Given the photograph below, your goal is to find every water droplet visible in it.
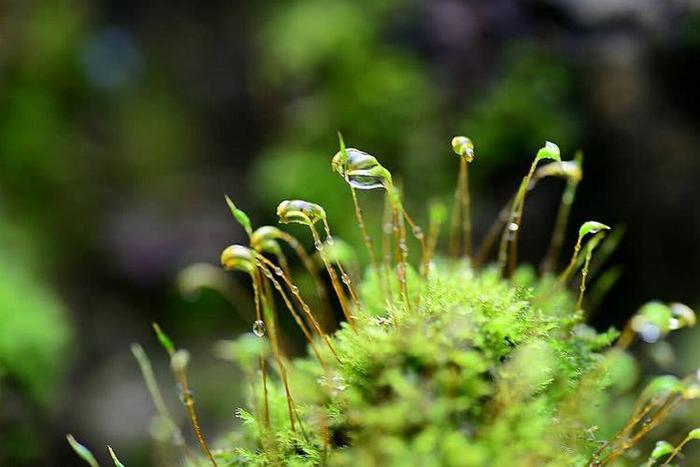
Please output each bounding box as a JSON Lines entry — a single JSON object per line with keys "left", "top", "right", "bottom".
{"left": 326, "top": 236, "right": 334, "bottom": 245}
{"left": 505, "top": 222, "right": 519, "bottom": 240}
{"left": 331, "top": 375, "right": 347, "bottom": 392}
{"left": 399, "top": 240, "right": 408, "bottom": 253}
{"left": 314, "top": 240, "right": 323, "bottom": 250}
{"left": 290, "top": 285, "right": 299, "bottom": 294}
{"left": 274, "top": 267, "right": 284, "bottom": 276}
{"left": 638, "top": 323, "right": 661, "bottom": 343}
{"left": 341, "top": 273, "right": 351, "bottom": 285}
{"left": 234, "top": 408, "right": 244, "bottom": 418}
{"left": 252, "top": 320, "right": 266, "bottom": 337}
{"left": 178, "top": 386, "right": 194, "bottom": 403}
{"left": 262, "top": 268, "right": 273, "bottom": 279}
{"left": 412, "top": 226, "right": 424, "bottom": 239}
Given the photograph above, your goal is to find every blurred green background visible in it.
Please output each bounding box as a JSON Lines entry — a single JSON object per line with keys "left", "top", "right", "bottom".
{"left": 1, "top": 0, "right": 700, "bottom": 465}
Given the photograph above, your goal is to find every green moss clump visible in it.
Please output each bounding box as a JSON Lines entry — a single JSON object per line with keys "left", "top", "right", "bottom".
{"left": 217, "top": 263, "right": 626, "bottom": 466}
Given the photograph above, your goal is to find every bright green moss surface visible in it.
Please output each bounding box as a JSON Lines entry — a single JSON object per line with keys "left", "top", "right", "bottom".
{"left": 217, "top": 262, "right": 623, "bottom": 466}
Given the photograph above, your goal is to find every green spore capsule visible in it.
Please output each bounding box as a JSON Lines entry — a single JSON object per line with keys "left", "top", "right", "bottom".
{"left": 670, "top": 302, "right": 696, "bottom": 328}
{"left": 332, "top": 147, "right": 392, "bottom": 190}
{"left": 650, "top": 440, "right": 673, "bottom": 460}
{"left": 451, "top": 135, "right": 475, "bottom": 162}
{"left": 251, "top": 226, "right": 284, "bottom": 249}
{"left": 534, "top": 159, "right": 581, "bottom": 185}
{"left": 220, "top": 245, "right": 256, "bottom": 274}
{"left": 277, "top": 199, "right": 326, "bottom": 225}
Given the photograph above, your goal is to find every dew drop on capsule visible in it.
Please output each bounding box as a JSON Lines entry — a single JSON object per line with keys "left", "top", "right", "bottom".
{"left": 252, "top": 320, "right": 266, "bottom": 337}
{"left": 639, "top": 323, "right": 660, "bottom": 343}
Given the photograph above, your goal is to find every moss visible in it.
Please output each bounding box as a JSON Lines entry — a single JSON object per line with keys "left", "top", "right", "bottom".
{"left": 213, "top": 261, "right": 632, "bottom": 466}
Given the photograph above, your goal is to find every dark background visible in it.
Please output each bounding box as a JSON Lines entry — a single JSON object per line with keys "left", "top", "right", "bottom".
{"left": 1, "top": 1, "right": 699, "bottom": 465}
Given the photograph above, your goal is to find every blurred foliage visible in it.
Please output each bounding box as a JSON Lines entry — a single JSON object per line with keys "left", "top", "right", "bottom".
{"left": 0, "top": 225, "right": 71, "bottom": 404}
{"left": 0, "top": 221, "right": 72, "bottom": 464}
{"left": 0, "top": 1, "right": 196, "bottom": 266}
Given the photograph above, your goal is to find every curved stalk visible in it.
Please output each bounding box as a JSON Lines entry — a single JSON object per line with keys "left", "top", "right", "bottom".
{"left": 278, "top": 231, "right": 334, "bottom": 325}
{"left": 250, "top": 271, "right": 271, "bottom": 429}
{"left": 258, "top": 270, "right": 297, "bottom": 432}
{"left": 474, "top": 196, "right": 514, "bottom": 268}
{"left": 256, "top": 254, "right": 337, "bottom": 362}
{"left": 309, "top": 223, "right": 356, "bottom": 329}
{"left": 540, "top": 178, "right": 579, "bottom": 275}
{"left": 321, "top": 218, "right": 363, "bottom": 315}
{"left": 350, "top": 186, "right": 386, "bottom": 300}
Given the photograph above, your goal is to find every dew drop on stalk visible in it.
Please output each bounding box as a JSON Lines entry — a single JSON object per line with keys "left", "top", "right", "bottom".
{"left": 399, "top": 240, "right": 408, "bottom": 253}
{"left": 314, "top": 239, "right": 323, "bottom": 250}
{"left": 290, "top": 285, "right": 299, "bottom": 294}
{"left": 178, "top": 386, "right": 194, "bottom": 403}
{"left": 341, "top": 273, "right": 351, "bottom": 285}
{"left": 506, "top": 222, "right": 519, "bottom": 240}
{"left": 326, "top": 235, "right": 334, "bottom": 245}
{"left": 252, "top": 320, "right": 266, "bottom": 337}
{"left": 274, "top": 267, "right": 284, "bottom": 276}
{"left": 412, "top": 226, "right": 424, "bottom": 239}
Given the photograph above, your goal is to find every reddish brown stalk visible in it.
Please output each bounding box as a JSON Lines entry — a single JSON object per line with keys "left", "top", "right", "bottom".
{"left": 256, "top": 255, "right": 339, "bottom": 361}
{"left": 279, "top": 232, "right": 334, "bottom": 327}
{"left": 449, "top": 158, "right": 467, "bottom": 257}
{"left": 258, "top": 273, "right": 296, "bottom": 432}
{"left": 256, "top": 258, "right": 329, "bottom": 366}
{"left": 461, "top": 160, "right": 473, "bottom": 258}
{"left": 309, "top": 223, "right": 356, "bottom": 329}
{"left": 474, "top": 196, "right": 514, "bottom": 269}
{"left": 173, "top": 370, "right": 217, "bottom": 466}
{"left": 350, "top": 186, "right": 386, "bottom": 301}
{"left": 250, "top": 270, "right": 271, "bottom": 429}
